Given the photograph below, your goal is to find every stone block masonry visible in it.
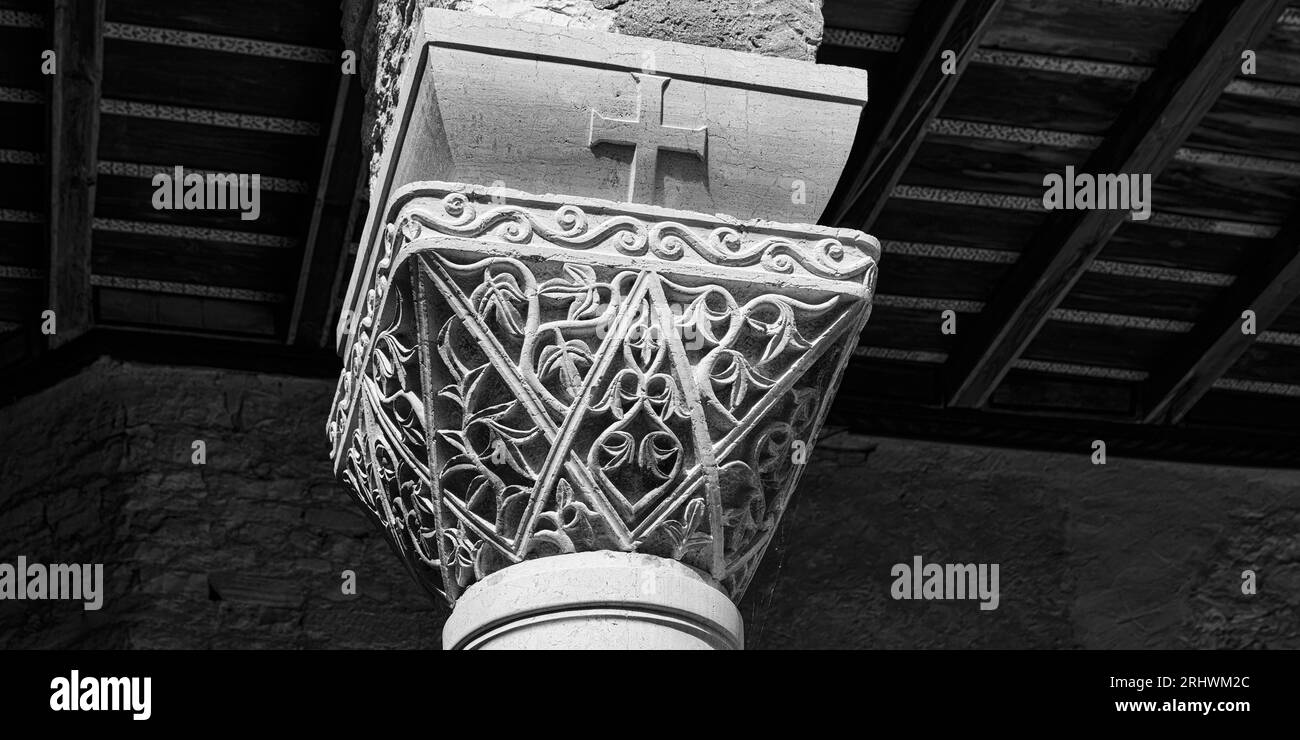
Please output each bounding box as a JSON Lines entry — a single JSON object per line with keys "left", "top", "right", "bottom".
{"left": 2, "top": 359, "right": 1295, "bottom": 648}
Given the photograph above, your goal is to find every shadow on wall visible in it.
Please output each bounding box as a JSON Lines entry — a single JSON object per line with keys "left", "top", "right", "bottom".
{"left": 1, "top": 359, "right": 1296, "bottom": 648}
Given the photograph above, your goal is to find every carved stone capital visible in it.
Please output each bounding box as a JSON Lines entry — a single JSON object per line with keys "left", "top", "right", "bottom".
{"left": 328, "top": 182, "right": 878, "bottom": 603}
{"left": 328, "top": 9, "right": 876, "bottom": 619}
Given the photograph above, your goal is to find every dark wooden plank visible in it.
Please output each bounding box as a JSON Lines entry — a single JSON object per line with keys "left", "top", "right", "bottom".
{"left": 94, "top": 174, "right": 309, "bottom": 237}
{"left": 1059, "top": 273, "right": 1227, "bottom": 324}
{"left": 105, "top": 0, "right": 341, "bottom": 48}
{"left": 1141, "top": 211, "right": 1300, "bottom": 423}
{"left": 858, "top": 304, "right": 963, "bottom": 355}
{"left": 1223, "top": 341, "right": 1300, "bottom": 385}
{"left": 0, "top": 222, "right": 43, "bottom": 268}
{"left": 874, "top": 251, "right": 1009, "bottom": 301}
{"left": 990, "top": 370, "right": 1135, "bottom": 417}
{"left": 1100, "top": 221, "right": 1258, "bottom": 275}
{"left": 944, "top": 0, "right": 1292, "bottom": 408}
{"left": 980, "top": 0, "right": 1190, "bottom": 65}
{"left": 823, "top": 0, "right": 920, "bottom": 35}
{"left": 98, "top": 116, "right": 320, "bottom": 178}
{"left": 873, "top": 198, "right": 1044, "bottom": 250}
{"left": 1151, "top": 160, "right": 1300, "bottom": 226}
{"left": 824, "top": 0, "right": 1007, "bottom": 230}
{"left": 1270, "top": 295, "right": 1300, "bottom": 333}
{"left": 95, "top": 287, "right": 279, "bottom": 337}
{"left": 104, "top": 40, "right": 335, "bottom": 120}
{"left": 942, "top": 64, "right": 1139, "bottom": 136}
{"left": 92, "top": 231, "right": 294, "bottom": 292}
{"left": 0, "top": 278, "right": 40, "bottom": 320}
{"left": 1185, "top": 389, "right": 1300, "bottom": 432}
{"left": 827, "top": 388, "right": 1300, "bottom": 469}
{"left": 317, "top": 188, "right": 367, "bottom": 347}
{"left": 47, "top": 0, "right": 104, "bottom": 349}
{"left": 841, "top": 356, "right": 944, "bottom": 405}
{"left": 288, "top": 73, "right": 365, "bottom": 346}
{"left": 816, "top": 45, "right": 896, "bottom": 76}
{"left": 903, "top": 137, "right": 1092, "bottom": 199}
{"left": 0, "top": 102, "right": 45, "bottom": 151}
{"left": 1246, "top": 24, "right": 1300, "bottom": 85}
{"left": 1188, "top": 94, "right": 1300, "bottom": 161}
{"left": 0, "top": 162, "right": 44, "bottom": 211}
{"left": 1022, "top": 321, "right": 1184, "bottom": 372}
{"left": 0, "top": 27, "right": 44, "bottom": 89}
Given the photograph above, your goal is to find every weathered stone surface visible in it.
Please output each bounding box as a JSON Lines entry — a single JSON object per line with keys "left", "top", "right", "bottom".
{"left": 342, "top": 0, "right": 825, "bottom": 197}
{"left": 613, "top": 0, "right": 822, "bottom": 61}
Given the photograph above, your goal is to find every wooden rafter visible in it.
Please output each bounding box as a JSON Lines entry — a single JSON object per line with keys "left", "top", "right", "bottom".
{"left": 46, "top": 0, "right": 104, "bottom": 349}
{"left": 823, "top": 0, "right": 1005, "bottom": 230}
{"left": 944, "top": 0, "right": 1291, "bottom": 409}
{"left": 286, "top": 71, "right": 365, "bottom": 346}
{"left": 1142, "top": 209, "right": 1300, "bottom": 424}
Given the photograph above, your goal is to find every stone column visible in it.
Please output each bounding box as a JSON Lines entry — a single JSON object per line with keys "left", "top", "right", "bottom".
{"left": 330, "top": 2, "right": 877, "bottom": 649}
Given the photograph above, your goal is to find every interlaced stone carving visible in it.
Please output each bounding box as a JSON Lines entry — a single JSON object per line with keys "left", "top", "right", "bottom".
{"left": 329, "top": 183, "right": 878, "bottom": 603}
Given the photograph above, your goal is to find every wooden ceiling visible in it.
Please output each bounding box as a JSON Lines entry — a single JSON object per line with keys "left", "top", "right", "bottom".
{"left": 2, "top": 0, "right": 1299, "bottom": 466}
{"left": 819, "top": 0, "right": 1300, "bottom": 465}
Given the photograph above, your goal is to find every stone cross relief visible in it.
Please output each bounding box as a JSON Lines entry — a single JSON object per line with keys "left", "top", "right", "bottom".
{"left": 588, "top": 73, "right": 708, "bottom": 204}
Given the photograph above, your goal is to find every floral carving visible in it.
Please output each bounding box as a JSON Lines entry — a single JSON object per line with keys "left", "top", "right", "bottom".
{"left": 330, "top": 185, "right": 877, "bottom": 604}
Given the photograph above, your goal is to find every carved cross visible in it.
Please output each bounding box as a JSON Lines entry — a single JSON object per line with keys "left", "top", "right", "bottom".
{"left": 589, "top": 73, "right": 707, "bottom": 204}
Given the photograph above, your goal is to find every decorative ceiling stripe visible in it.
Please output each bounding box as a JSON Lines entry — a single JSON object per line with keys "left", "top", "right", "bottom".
{"left": 0, "top": 86, "right": 43, "bottom": 104}
{"left": 853, "top": 346, "right": 949, "bottom": 363}
{"left": 1010, "top": 359, "right": 1150, "bottom": 381}
{"left": 930, "top": 119, "right": 1300, "bottom": 175}
{"left": 0, "top": 149, "right": 41, "bottom": 166}
{"left": 891, "top": 185, "right": 1279, "bottom": 238}
{"left": 1213, "top": 377, "right": 1300, "bottom": 397}
{"left": 822, "top": 27, "right": 1300, "bottom": 103}
{"left": 0, "top": 266, "right": 41, "bottom": 280}
{"left": 104, "top": 22, "right": 334, "bottom": 64}
{"left": 92, "top": 218, "right": 297, "bottom": 248}
{"left": 891, "top": 184, "right": 1041, "bottom": 211}
{"left": 1048, "top": 308, "right": 1195, "bottom": 332}
{"left": 970, "top": 49, "right": 1152, "bottom": 81}
{"left": 928, "top": 118, "right": 1103, "bottom": 149}
{"left": 0, "top": 321, "right": 20, "bottom": 333}
{"left": 1282, "top": 7, "right": 1300, "bottom": 28}
{"left": 1173, "top": 148, "right": 1300, "bottom": 176}
{"left": 1087, "top": 259, "right": 1235, "bottom": 286}
{"left": 874, "top": 294, "right": 985, "bottom": 312}
{"left": 0, "top": 209, "right": 42, "bottom": 223}
{"left": 97, "top": 160, "right": 309, "bottom": 194}
{"left": 0, "top": 10, "right": 42, "bottom": 28}
{"left": 1258, "top": 330, "right": 1300, "bottom": 346}
{"left": 1096, "top": 0, "right": 1198, "bottom": 11}
{"left": 820, "top": 28, "right": 903, "bottom": 52}
{"left": 90, "top": 275, "right": 286, "bottom": 303}
{"left": 1224, "top": 79, "right": 1300, "bottom": 102}
{"left": 100, "top": 99, "right": 321, "bottom": 136}
{"left": 1145, "top": 212, "right": 1279, "bottom": 238}
{"left": 881, "top": 239, "right": 1019, "bottom": 263}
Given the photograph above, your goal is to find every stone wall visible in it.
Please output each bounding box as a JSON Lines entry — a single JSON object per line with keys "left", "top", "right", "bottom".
{"left": 1, "top": 360, "right": 1294, "bottom": 648}
{"left": 0, "top": 359, "right": 440, "bottom": 649}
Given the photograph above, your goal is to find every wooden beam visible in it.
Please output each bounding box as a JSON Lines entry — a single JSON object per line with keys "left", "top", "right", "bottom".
{"left": 1142, "top": 210, "right": 1300, "bottom": 424}
{"left": 286, "top": 70, "right": 365, "bottom": 346}
{"left": 47, "top": 0, "right": 104, "bottom": 349}
{"left": 822, "top": 0, "right": 1005, "bottom": 230}
{"left": 944, "top": 0, "right": 1290, "bottom": 408}
{"left": 318, "top": 176, "right": 366, "bottom": 348}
